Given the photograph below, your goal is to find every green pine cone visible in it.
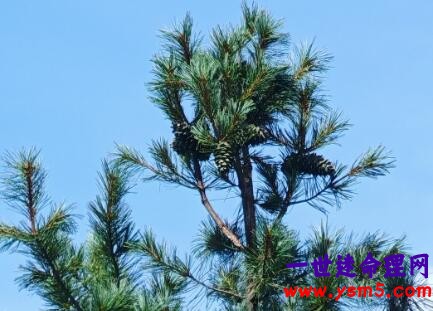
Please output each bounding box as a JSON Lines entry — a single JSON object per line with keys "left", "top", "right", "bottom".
{"left": 214, "top": 141, "right": 234, "bottom": 176}
{"left": 232, "top": 128, "right": 250, "bottom": 148}
{"left": 171, "top": 121, "right": 211, "bottom": 161}
{"left": 232, "top": 125, "right": 268, "bottom": 148}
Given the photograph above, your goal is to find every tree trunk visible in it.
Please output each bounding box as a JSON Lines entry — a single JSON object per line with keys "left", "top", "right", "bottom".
{"left": 239, "top": 147, "right": 256, "bottom": 249}
{"left": 235, "top": 147, "right": 257, "bottom": 311}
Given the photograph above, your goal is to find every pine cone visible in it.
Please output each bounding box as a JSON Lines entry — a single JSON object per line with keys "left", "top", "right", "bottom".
{"left": 282, "top": 153, "right": 335, "bottom": 177}
{"left": 171, "top": 121, "right": 210, "bottom": 161}
{"left": 247, "top": 125, "right": 268, "bottom": 146}
{"left": 312, "top": 154, "right": 336, "bottom": 176}
{"left": 233, "top": 125, "right": 268, "bottom": 148}
{"left": 232, "top": 127, "right": 250, "bottom": 148}
{"left": 214, "top": 141, "right": 234, "bottom": 176}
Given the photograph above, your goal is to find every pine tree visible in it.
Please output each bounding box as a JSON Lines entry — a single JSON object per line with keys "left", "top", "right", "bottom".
{"left": 0, "top": 4, "right": 429, "bottom": 311}
{"left": 0, "top": 149, "right": 427, "bottom": 310}
{"left": 114, "top": 3, "right": 428, "bottom": 310}
{"left": 0, "top": 149, "right": 187, "bottom": 310}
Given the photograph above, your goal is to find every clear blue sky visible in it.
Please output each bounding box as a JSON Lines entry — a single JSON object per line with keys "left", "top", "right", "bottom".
{"left": 1, "top": 1, "right": 433, "bottom": 309}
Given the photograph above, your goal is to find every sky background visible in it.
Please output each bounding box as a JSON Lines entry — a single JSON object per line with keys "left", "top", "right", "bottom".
{"left": 1, "top": 0, "right": 433, "bottom": 309}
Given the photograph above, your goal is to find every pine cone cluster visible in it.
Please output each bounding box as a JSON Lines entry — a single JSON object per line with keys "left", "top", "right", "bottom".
{"left": 214, "top": 125, "right": 268, "bottom": 177}
{"left": 233, "top": 125, "right": 268, "bottom": 147}
{"left": 282, "top": 152, "right": 335, "bottom": 177}
{"left": 214, "top": 141, "right": 234, "bottom": 177}
{"left": 171, "top": 121, "right": 210, "bottom": 161}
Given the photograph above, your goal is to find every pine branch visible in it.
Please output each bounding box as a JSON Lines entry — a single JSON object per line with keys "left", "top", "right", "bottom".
{"left": 161, "top": 13, "right": 200, "bottom": 64}
{"left": 88, "top": 161, "right": 138, "bottom": 286}
{"left": 115, "top": 144, "right": 196, "bottom": 188}
{"left": 33, "top": 237, "right": 84, "bottom": 311}
{"left": 349, "top": 145, "right": 394, "bottom": 178}
{"left": 150, "top": 54, "right": 187, "bottom": 123}
{"left": 280, "top": 147, "right": 393, "bottom": 216}
{"left": 193, "top": 217, "right": 242, "bottom": 260}
{"left": 0, "top": 224, "right": 32, "bottom": 250}
{"left": 290, "top": 42, "right": 332, "bottom": 81}
{"left": 307, "top": 111, "right": 350, "bottom": 151}
{"left": 1, "top": 148, "right": 48, "bottom": 233}
{"left": 133, "top": 230, "right": 244, "bottom": 301}
{"left": 192, "top": 159, "right": 245, "bottom": 250}
{"left": 0, "top": 149, "right": 84, "bottom": 311}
